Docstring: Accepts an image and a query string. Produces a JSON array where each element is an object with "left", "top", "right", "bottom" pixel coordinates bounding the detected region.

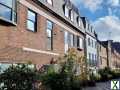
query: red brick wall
[{"left": 0, "top": 0, "right": 85, "bottom": 65}]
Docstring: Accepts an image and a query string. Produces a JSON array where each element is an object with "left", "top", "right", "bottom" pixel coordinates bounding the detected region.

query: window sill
[
  {"left": 77, "top": 47, "right": 83, "bottom": 51},
  {"left": 46, "top": 49, "right": 53, "bottom": 52},
  {"left": 0, "top": 17, "right": 17, "bottom": 26},
  {"left": 26, "top": 28, "right": 37, "bottom": 33}
]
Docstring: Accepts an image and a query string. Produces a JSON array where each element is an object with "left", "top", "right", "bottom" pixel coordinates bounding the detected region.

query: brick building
[
  {"left": 98, "top": 41, "right": 108, "bottom": 69},
  {"left": 98, "top": 40, "right": 120, "bottom": 69},
  {"left": 0, "top": 0, "right": 85, "bottom": 67},
  {"left": 111, "top": 42, "right": 120, "bottom": 69}
]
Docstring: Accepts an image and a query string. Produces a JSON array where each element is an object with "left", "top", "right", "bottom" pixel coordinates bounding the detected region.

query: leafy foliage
[
  {"left": 39, "top": 49, "right": 83, "bottom": 90},
  {"left": 98, "top": 67, "right": 120, "bottom": 82},
  {"left": 0, "top": 64, "right": 39, "bottom": 90}
]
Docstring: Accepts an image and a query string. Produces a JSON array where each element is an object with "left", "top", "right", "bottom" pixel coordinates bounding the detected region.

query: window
[
  {"left": 78, "top": 18, "right": 81, "bottom": 26},
  {"left": 0, "top": 0, "right": 17, "bottom": 23},
  {"left": 73, "top": 35, "right": 77, "bottom": 47},
  {"left": 88, "top": 53, "right": 91, "bottom": 60},
  {"left": 77, "top": 17, "right": 81, "bottom": 26},
  {"left": 91, "top": 40, "right": 93, "bottom": 47},
  {"left": 77, "top": 37, "right": 84, "bottom": 49},
  {"left": 70, "top": 34, "right": 74, "bottom": 47},
  {"left": 64, "top": 6, "right": 69, "bottom": 18},
  {"left": 46, "top": 20, "right": 53, "bottom": 50},
  {"left": 100, "top": 45, "right": 102, "bottom": 52},
  {"left": 100, "top": 56, "right": 102, "bottom": 65},
  {"left": 92, "top": 54, "right": 95, "bottom": 66},
  {"left": 95, "top": 41, "right": 97, "bottom": 48},
  {"left": 89, "top": 53, "right": 91, "bottom": 65},
  {"left": 95, "top": 55, "right": 97, "bottom": 65},
  {"left": 64, "top": 31, "right": 69, "bottom": 53},
  {"left": 88, "top": 38, "right": 90, "bottom": 46},
  {"left": 46, "top": 0, "right": 53, "bottom": 5},
  {"left": 68, "top": 33, "right": 72, "bottom": 47},
  {"left": 90, "top": 26, "right": 93, "bottom": 33},
  {"left": 92, "top": 54, "right": 94, "bottom": 61},
  {"left": 95, "top": 55, "right": 97, "bottom": 61},
  {"left": 65, "top": 32, "right": 78, "bottom": 51},
  {"left": 70, "top": 10, "right": 74, "bottom": 22},
  {"left": 88, "top": 24, "right": 91, "bottom": 31},
  {"left": 27, "top": 10, "right": 37, "bottom": 32}
]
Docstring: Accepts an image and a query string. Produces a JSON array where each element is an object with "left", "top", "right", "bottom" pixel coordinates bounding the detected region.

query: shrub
[
  {"left": 39, "top": 49, "right": 82, "bottom": 90},
  {"left": 98, "top": 67, "right": 120, "bottom": 81},
  {"left": 98, "top": 67, "right": 111, "bottom": 81},
  {"left": 111, "top": 70, "right": 120, "bottom": 79},
  {"left": 0, "top": 64, "right": 38, "bottom": 90},
  {"left": 40, "top": 71, "right": 73, "bottom": 90},
  {"left": 71, "top": 76, "right": 82, "bottom": 90}
]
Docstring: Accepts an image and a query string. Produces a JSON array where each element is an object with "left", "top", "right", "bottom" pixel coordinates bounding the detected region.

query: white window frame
[
  {"left": 27, "top": 9, "right": 37, "bottom": 32},
  {"left": 78, "top": 37, "right": 83, "bottom": 49},
  {"left": 46, "top": 20, "right": 53, "bottom": 50},
  {"left": 70, "top": 10, "right": 74, "bottom": 22},
  {"left": 78, "top": 18, "right": 81, "bottom": 26},
  {"left": 70, "top": 34, "right": 74, "bottom": 47},
  {"left": 0, "top": 0, "right": 17, "bottom": 23},
  {"left": 64, "top": 6, "right": 69, "bottom": 18},
  {"left": 64, "top": 31, "right": 69, "bottom": 53}
]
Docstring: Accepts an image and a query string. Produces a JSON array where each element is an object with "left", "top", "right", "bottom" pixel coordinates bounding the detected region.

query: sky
[{"left": 71, "top": 0, "right": 120, "bottom": 42}]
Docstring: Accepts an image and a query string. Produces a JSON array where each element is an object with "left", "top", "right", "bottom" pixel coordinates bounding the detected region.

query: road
[{"left": 82, "top": 79, "right": 120, "bottom": 90}]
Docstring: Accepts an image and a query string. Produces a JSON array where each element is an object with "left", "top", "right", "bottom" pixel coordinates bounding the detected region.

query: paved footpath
[{"left": 82, "top": 79, "right": 120, "bottom": 90}]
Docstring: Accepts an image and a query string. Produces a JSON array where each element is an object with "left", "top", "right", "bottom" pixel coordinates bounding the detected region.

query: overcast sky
[{"left": 71, "top": 0, "right": 120, "bottom": 42}]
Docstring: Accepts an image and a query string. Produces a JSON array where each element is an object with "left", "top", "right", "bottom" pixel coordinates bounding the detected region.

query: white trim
[
  {"left": 19, "top": 0, "right": 81, "bottom": 36},
  {"left": 23, "top": 47, "right": 59, "bottom": 56}
]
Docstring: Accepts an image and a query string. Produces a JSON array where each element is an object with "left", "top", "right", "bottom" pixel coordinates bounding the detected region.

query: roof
[
  {"left": 64, "top": 0, "right": 79, "bottom": 14},
  {"left": 99, "top": 40, "right": 120, "bottom": 54},
  {"left": 112, "top": 42, "right": 120, "bottom": 54},
  {"left": 34, "top": 0, "right": 85, "bottom": 34}
]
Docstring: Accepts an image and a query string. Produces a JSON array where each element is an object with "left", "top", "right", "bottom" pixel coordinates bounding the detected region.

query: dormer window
[
  {"left": 77, "top": 17, "right": 81, "bottom": 27},
  {"left": 0, "top": 0, "right": 17, "bottom": 23},
  {"left": 78, "top": 18, "right": 81, "bottom": 27},
  {"left": 88, "top": 24, "right": 90, "bottom": 31},
  {"left": 78, "top": 18, "right": 81, "bottom": 26},
  {"left": 91, "top": 26, "right": 93, "bottom": 33},
  {"left": 46, "top": 0, "right": 53, "bottom": 5},
  {"left": 64, "top": 5, "right": 69, "bottom": 18},
  {"left": 70, "top": 10, "right": 74, "bottom": 22}
]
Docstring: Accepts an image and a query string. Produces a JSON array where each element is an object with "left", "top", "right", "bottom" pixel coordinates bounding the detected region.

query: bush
[
  {"left": 39, "top": 60, "right": 78, "bottom": 90},
  {"left": 98, "top": 67, "right": 120, "bottom": 82},
  {"left": 39, "top": 49, "right": 82, "bottom": 90},
  {"left": 41, "top": 72, "right": 73, "bottom": 90},
  {"left": 98, "top": 67, "right": 111, "bottom": 81},
  {"left": 71, "top": 76, "right": 82, "bottom": 90},
  {"left": 0, "top": 64, "right": 38, "bottom": 90},
  {"left": 111, "top": 70, "right": 120, "bottom": 79}
]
